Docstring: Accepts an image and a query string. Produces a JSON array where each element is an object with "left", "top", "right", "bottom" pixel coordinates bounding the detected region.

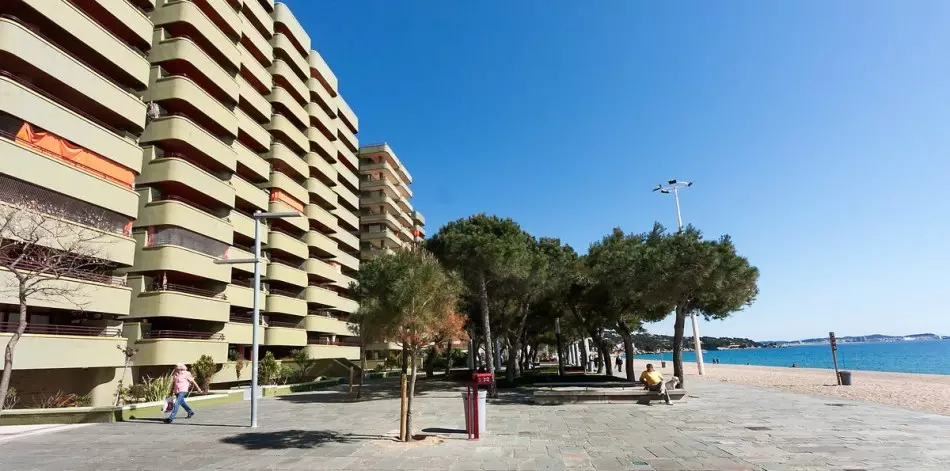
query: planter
[{"left": 0, "top": 406, "right": 116, "bottom": 426}]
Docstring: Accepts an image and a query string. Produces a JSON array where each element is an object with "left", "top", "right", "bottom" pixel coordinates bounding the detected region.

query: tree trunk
[
  {"left": 616, "top": 322, "right": 636, "bottom": 382},
  {"left": 673, "top": 304, "right": 688, "bottom": 388},
  {"left": 401, "top": 344, "right": 409, "bottom": 375},
  {"left": 579, "top": 338, "right": 589, "bottom": 372},
  {"left": 424, "top": 345, "right": 436, "bottom": 379},
  {"left": 505, "top": 336, "right": 518, "bottom": 382},
  {"left": 0, "top": 293, "right": 28, "bottom": 413},
  {"left": 445, "top": 338, "right": 454, "bottom": 375},
  {"left": 357, "top": 332, "right": 366, "bottom": 399},
  {"left": 477, "top": 273, "right": 496, "bottom": 397},
  {"left": 406, "top": 350, "right": 418, "bottom": 442}
]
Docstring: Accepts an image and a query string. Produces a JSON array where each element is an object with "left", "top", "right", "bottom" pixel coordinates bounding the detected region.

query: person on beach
[
  {"left": 639, "top": 363, "right": 672, "bottom": 405},
  {"left": 165, "top": 363, "right": 202, "bottom": 424}
]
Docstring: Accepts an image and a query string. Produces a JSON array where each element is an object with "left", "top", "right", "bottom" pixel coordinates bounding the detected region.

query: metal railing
[
  {"left": 157, "top": 194, "right": 220, "bottom": 217},
  {"left": 143, "top": 329, "right": 225, "bottom": 341},
  {"left": 0, "top": 255, "right": 125, "bottom": 286},
  {"left": 0, "top": 322, "right": 122, "bottom": 337},
  {"left": 307, "top": 337, "right": 359, "bottom": 347},
  {"left": 229, "top": 314, "right": 254, "bottom": 324},
  {"left": 267, "top": 320, "right": 303, "bottom": 329},
  {"left": 269, "top": 288, "right": 303, "bottom": 299},
  {"left": 146, "top": 282, "right": 225, "bottom": 299}
]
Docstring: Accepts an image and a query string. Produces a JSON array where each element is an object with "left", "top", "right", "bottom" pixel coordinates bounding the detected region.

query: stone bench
[{"left": 532, "top": 387, "right": 687, "bottom": 405}]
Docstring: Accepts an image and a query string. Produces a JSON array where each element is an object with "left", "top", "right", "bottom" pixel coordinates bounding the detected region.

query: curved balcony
[
  {"left": 305, "top": 230, "right": 337, "bottom": 257},
  {"left": 268, "top": 201, "right": 308, "bottom": 232},
  {"left": 305, "top": 314, "right": 354, "bottom": 337},
  {"left": 361, "top": 212, "right": 401, "bottom": 231},
  {"left": 332, "top": 184, "right": 360, "bottom": 212},
  {"left": 308, "top": 49, "right": 338, "bottom": 97},
  {"left": 22, "top": 0, "right": 150, "bottom": 89},
  {"left": 264, "top": 171, "right": 308, "bottom": 207},
  {"left": 229, "top": 210, "right": 268, "bottom": 244},
  {"left": 138, "top": 156, "right": 235, "bottom": 208},
  {"left": 0, "top": 17, "right": 146, "bottom": 131},
  {"left": 361, "top": 160, "right": 408, "bottom": 186},
  {"left": 234, "top": 141, "right": 270, "bottom": 182},
  {"left": 82, "top": 0, "right": 153, "bottom": 50},
  {"left": 0, "top": 327, "right": 126, "bottom": 369},
  {"left": 129, "top": 287, "right": 230, "bottom": 323},
  {"left": 238, "top": 42, "right": 271, "bottom": 94},
  {"left": 269, "top": 86, "right": 308, "bottom": 130},
  {"left": 304, "top": 285, "right": 338, "bottom": 307},
  {"left": 304, "top": 344, "right": 359, "bottom": 360},
  {"left": 361, "top": 229, "right": 401, "bottom": 250},
  {"left": 413, "top": 211, "right": 426, "bottom": 226},
  {"left": 305, "top": 153, "right": 337, "bottom": 184},
  {"left": 265, "top": 293, "right": 307, "bottom": 317},
  {"left": 201, "top": 0, "right": 241, "bottom": 41},
  {"left": 225, "top": 283, "right": 255, "bottom": 309},
  {"left": 151, "top": 0, "right": 240, "bottom": 71},
  {"left": 361, "top": 193, "right": 401, "bottom": 214},
  {"left": 272, "top": 2, "right": 309, "bottom": 54},
  {"left": 236, "top": 108, "right": 271, "bottom": 152},
  {"left": 133, "top": 244, "right": 231, "bottom": 283},
  {"left": 360, "top": 178, "right": 400, "bottom": 200},
  {"left": 0, "top": 76, "right": 142, "bottom": 173},
  {"left": 306, "top": 125, "right": 336, "bottom": 162},
  {"left": 333, "top": 230, "right": 361, "bottom": 252},
  {"left": 265, "top": 142, "right": 308, "bottom": 181},
  {"left": 0, "top": 269, "right": 131, "bottom": 316},
  {"left": 266, "top": 114, "right": 308, "bottom": 155},
  {"left": 146, "top": 75, "right": 238, "bottom": 138},
  {"left": 305, "top": 204, "right": 336, "bottom": 232},
  {"left": 303, "top": 258, "right": 337, "bottom": 283},
  {"left": 241, "top": 0, "right": 274, "bottom": 40},
  {"left": 151, "top": 36, "right": 239, "bottom": 103},
  {"left": 239, "top": 15, "right": 272, "bottom": 69},
  {"left": 331, "top": 295, "right": 359, "bottom": 314},
  {"left": 270, "top": 33, "right": 308, "bottom": 82},
  {"left": 265, "top": 262, "right": 307, "bottom": 288},
  {"left": 0, "top": 139, "right": 138, "bottom": 218},
  {"left": 269, "top": 229, "right": 308, "bottom": 260},
  {"left": 264, "top": 325, "right": 306, "bottom": 346},
  {"left": 306, "top": 101, "right": 335, "bottom": 138},
  {"left": 337, "top": 125, "right": 358, "bottom": 154},
  {"left": 337, "top": 95, "right": 359, "bottom": 133},
  {"left": 306, "top": 178, "right": 338, "bottom": 209},
  {"left": 237, "top": 75, "right": 271, "bottom": 125},
  {"left": 332, "top": 206, "right": 360, "bottom": 231},
  {"left": 334, "top": 140, "right": 358, "bottom": 172},
  {"left": 219, "top": 321, "right": 263, "bottom": 345},
  {"left": 268, "top": 59, "right": 308, "bottom": 105},
  {"left": 333, "top": 252, "right": 360, "bottom": 272},
  {"left": 233, "top": 175, "right": 269, "bottom": 212},
  {"left": 332, "top": 272, "right": 357, "bottom": 291},
  {"left": 228, "top": 246, "right": 263, "bottom": 275},
  {"left": 306, "top": 77, "right": 335, "bottom": 114},
  {"left": 336, "top": 161, "right": 360, "bottom": 189},
  {"left": 136, "top": 199, "right": 233, "bottom": 244},
  {"left": 140, "top": 115, "right": 238, "bottom": 173},
  {"left": 134, "top": 333, "right": 228, "bottom": 366}
]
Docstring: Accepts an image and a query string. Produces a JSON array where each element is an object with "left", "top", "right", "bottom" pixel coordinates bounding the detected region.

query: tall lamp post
[
  {"left": 653, "top": 179, "right": 705, "bottom": 376},
  {"left": 215, "top": 210, "right": 301, "bottom": 427}
]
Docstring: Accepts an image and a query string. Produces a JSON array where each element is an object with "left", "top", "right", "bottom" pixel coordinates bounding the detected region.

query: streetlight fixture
[
  {"left": 214, "top": 210, "right": 301, "bottom": 428},
  {"left": 652, "top": 179, "right": 705, "bottom": 376}
]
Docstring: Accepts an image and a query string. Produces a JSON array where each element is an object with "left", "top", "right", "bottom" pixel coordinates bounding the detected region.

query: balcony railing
[
  {"left": 146, "top": 282, "right": 226, "bottom": 299},
  {"left": 0, "top": 255, "right": 126, "bottom": 286},
  {"left": 0, "top": 322, "right": 122, "bottom": 337},
  {"left": 143, "top": 329, "right": 225, "bottom": 341},
  {"left": 307, "top": 337, "right": 359, "bottom": 347},
  {"left": 157, "top": 194, "right": 220, "bottom": 217},
  {"left": 267, "top": 320, "right": 302, "bottom": 329},
  {"left": 229, "top": 314, "right": 254, "bottom": 324},
  {"left": 269, "top": 287, "right": 303, "bottom": 298}
]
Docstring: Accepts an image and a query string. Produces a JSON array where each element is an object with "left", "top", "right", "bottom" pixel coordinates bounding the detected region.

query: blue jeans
[{"left": 168, "top": 391, "right": 193, "bottom": 420}]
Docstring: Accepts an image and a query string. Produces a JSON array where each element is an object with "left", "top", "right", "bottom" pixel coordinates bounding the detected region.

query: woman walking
[{"left": 165, "top": 363, "right": 202, "bottom": 424}]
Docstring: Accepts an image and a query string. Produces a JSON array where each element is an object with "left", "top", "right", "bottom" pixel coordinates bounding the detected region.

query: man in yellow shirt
[{"left": 639, "top": 363, "right": 672, "bottom": 404}]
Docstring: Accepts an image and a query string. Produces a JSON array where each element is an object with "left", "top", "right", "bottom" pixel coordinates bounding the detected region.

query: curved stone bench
[{"left": 532, "top": 386, "right": 687, "bottom": 405}]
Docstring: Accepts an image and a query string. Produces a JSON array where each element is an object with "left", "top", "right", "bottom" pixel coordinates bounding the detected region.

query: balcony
[
  {"left": 305, "top": 343, "right": 359, "bottom": 360},
  {"left": 236, "top": 108, "right": 271, "bottom": 152},
  {"left": 265, "top": 142, "right": 308, "bottom": 181},
  {"left": 0, "top": 324, "right": 126, "bottom": 369},
  {"left": 332, "top": 272, "right": 357, "bottom": 291},
  {"left": 413, "top": 211, "right": 426, "bottom": 226},
  {"left": 133, "top": 243, "right": 231, "bottom": 283},
  {"left": 225, "top": 283, "right": 255, "bottom": 309},
  {"left": 304, "top": 284, "right": 337, "bottom": 307},
  {"left": 269, "top": 85, "right": 308, "bottom": 130},
  {"left": 306, "top": 100, "right": 335, "bottom": 136},
  {"left": 228, "top": 246, "right": 263, "bottom": 275},
  {"left": 146, "top": 75, "right": 238, "bottom": 139},
  {"left": 360, "top": 177, "right": 401, "bottom": 200},
  {"left": 303, "top": 258, "right": 337, "bottom": 283},
  {"left": 138, "top": 156, "right": 235, "bottom": 208},
  {"left": 134, "top": 330, "right": 228, "bottom": 366},
  {"left": 334, "top": 139, "right": 358, "bottom": 171},
  {"left": 0, "top": 17, "right": 146, "bottom": 131},
  {"left": 264, "top": 172, "right": 308, "bottom": 207},
  {"left": 266, "top": 114, "right": 308, "bottom": 155},
  {"left": 0, "top": 269, "right": 131, "bottom": 316},
  {"left": 151, "top": 0, "right": 240, "bottom": 71},
  {"left": 136, "top": 199, "right": 233, "bottom": 244},
  {"left": 79, "top": 0, "right": 153, "bottom": 50},
  {"left": 305, "top": 204, "right": 337, "bottom": 232},
  {"left": 306, "top": 77, "right": 335, "bottom": 114},
  {"left": 234, "top": 141, "right": 270, "bottom": 182},
  {"left": 241, "top": 0, "right": 274, "bottom": 40},
  {"left": 304, "top": 315, "right": 354, "bottom": 336},
  {"left": 333, "top": 230, "right": 360, "bottom": 252},
  {"left": 233, "top": 174, "right": 269, "bottom": 212},
  {"left": 331, "top": 295, "right": 359, "bottom": 314},
  {"left": 305, "top": 230, "right": 338, "bottom": 257},
  {"left": 238, "top": 42, "right": 271, "bottom": 94},
  {"left": 265, "top": 292, "right": 307, "bottom": 317},
  {"left": 337, "top": 94, "right": 359, "bottom": 133},
  {"left": 200, "top": 0, "right": 241, "bottom": 41},
  {"left": 337, "top": 125, "right": 358, "bottom": 154},
  {"left": 219, "top": 321, "right": 263, "bottom": 345},
  {"left": 269, "top": 229, "right": 308, "bottom": 260},
  {"left": 361, "top": 212, "right": 400, "bottom": 231},
  {"left": 21, "top": 0, "right": 150, "bottom": 89},
  {"left": 264, "top": 324, "right": 306, "bottom": 347},
  {"left": 361, "top": 193, "right": 401, "bottom": 215},
  {"left": 333, "top": 181, "right": 360, "bottom": 210},
  {"left": 305, "top": 153, "right": 337, "bottom": 184},
  {"left": 308, "top": 49, "right": 338, "bottom": 97},
  {"left": 230, "top": 210, "right": 268, "bottom": 244},
  {"left": 306, "top": 125, "right": 336, "bottom": 161},
  {"left": 129, "top": 284, "right": 229, "bottom": 323},
  {"left": 268, "top": 201, "right": 308, "bottom": 232},
  {"left": 361, "top": 229, "right": 402, "bottom": 249},
  {"left": 332, "top": 251, "right": 360, "bottom": 272},
  {"left": 272, "top": 2, "right": 309, "bottom": 55},
  {"left": 361, "top": 160, "right": 409, "bottom": 186},
  {"left": 150, "top": 36, "right": 239, "bottom": 103},
  {"left": 239, "top": 14, "right": 272, "bottom": 69},
  {"left": 332, "top": 206, "right": 360, "bottom": 231},
  {"left": 140, "top": 115, "right": 238, "bottom": 173},
  {"left": 265, "top": 261, "right": 307, "bottom": 288},
  {"left": 306, "top": 178, "right": 338, "bottom": 208},
  {"left": 237, "top": 75, "right": 271, "bottom": 124},
  {"left": 270, "top": 33, "right": 308, "bottom": 81}
]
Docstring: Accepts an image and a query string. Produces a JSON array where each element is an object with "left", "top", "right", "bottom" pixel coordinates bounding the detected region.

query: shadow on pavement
[
  {"left": 421, "top": 427, "right": 466, "bottom": 434},
  {"left": 221, "top": 429, "right": 384, "bottom": 449},
  {"left": 277, "top": 378, "right": 464, "bottom": 404},
  {"left": 126, "top": 418, "right": 248, "bottom": 428}
]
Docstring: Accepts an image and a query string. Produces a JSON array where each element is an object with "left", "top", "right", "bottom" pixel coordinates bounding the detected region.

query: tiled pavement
[{"left": 2, "top": 378, "right": 950, "bottom": 470}]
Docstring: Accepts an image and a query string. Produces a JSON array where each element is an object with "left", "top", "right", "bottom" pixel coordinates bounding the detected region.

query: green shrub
[
  {"left": 3, "top": 387, "right": 18, "bottom": 409},
  {"left": 142, "top": 374, "right": 173, "bottom": 402},
  {"left": 278, "top": 364, "right": 296, "bottom": 385},
  {"left": 191, "top": 354, "right": 218, "bottom": 392},
  {"left": 235, "top": 357, "right": 246, "bottom": 379},
  {"left": 289, "top": 348, "right": 313, "bottom": 382},
  {"left": 228, "top": 349, "right": 240, "bottom": 361},
  {"left": 258, "top": 351, "right": 280, "bottom": 385},
  {"left": 33, "top": 391, "right": 90, "bottom": 408}
]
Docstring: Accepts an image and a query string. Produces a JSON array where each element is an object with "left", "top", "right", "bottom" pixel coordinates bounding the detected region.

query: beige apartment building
[{"left": 0, "top": 0, "right": 361, "bottom": 407}]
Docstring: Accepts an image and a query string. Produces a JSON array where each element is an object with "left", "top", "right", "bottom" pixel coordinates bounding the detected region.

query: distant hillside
[
  {"left": 630, "top": 333, "right": 761, "bottom": 352},
  {"left": 763, "top": 333, "right": 945, "bottom": 345}
]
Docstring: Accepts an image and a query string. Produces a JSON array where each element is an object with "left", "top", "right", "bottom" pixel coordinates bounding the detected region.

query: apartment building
[
  {"left": 358, "top": 143, "right": 425, "bottom": 358},
  {"left": 0, "top": 0, "right": 360, "bottom": 407}
]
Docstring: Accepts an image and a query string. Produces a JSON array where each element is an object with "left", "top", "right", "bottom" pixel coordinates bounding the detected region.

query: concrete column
[{"left": 89, "top": 367, "right": 122, "bottom": 407}]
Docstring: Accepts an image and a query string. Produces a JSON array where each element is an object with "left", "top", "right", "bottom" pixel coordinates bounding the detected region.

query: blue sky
[{"left": 288, "top": 1, "right": 950, "bottom": 341}]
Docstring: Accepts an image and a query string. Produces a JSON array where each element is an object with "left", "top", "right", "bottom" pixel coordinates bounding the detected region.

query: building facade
[{"left": 0, "top": 0, "right": 361, "bottom": 407}]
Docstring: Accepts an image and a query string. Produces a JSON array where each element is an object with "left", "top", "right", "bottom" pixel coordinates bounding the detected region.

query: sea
[{"left": 632, "top": 339, "right": 950, "bottom": 375}]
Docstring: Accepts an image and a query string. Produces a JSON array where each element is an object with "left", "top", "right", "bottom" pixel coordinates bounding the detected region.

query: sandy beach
[{"left": 647, "top": 362, "right": 950, "bottom": 416}]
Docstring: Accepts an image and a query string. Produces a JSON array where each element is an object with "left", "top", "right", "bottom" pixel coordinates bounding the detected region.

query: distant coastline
[{"left": 762, "top": 333, "right": 944, "bottom": 346}]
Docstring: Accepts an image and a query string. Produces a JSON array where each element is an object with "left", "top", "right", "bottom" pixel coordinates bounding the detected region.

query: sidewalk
[{"left": 0, "top": 423, "right": 92, "bottom": 444}]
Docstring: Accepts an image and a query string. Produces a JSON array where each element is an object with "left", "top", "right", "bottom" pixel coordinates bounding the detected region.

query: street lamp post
[
  {"left": 653, "top": 179, "right": 705, "bottom": 376},
  {"left": 214, "top": 210, "right": 301, "bottom": 427}
]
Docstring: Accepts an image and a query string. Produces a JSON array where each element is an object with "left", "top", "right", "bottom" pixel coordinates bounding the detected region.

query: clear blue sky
[{"left": 288, "top": 1, "right": 950, "bottom": 341}]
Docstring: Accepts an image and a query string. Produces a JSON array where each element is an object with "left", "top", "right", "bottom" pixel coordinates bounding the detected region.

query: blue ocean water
[{"left": 633, "top": 339, "right": 950, "bottom": 375}]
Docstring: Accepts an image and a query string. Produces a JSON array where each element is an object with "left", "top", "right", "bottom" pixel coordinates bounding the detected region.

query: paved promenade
[{"left": 2, "top": 378, "right": 949, "bottom": 470}]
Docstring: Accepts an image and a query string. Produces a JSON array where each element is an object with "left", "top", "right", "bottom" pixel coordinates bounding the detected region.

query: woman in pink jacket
[{"left": 165, "top": 363, "right": 202, "bottom": 424}]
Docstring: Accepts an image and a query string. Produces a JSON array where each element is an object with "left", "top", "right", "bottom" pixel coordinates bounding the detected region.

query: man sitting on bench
[{"left": 639, "top": 363, "right": 673, "bottom": 404}]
